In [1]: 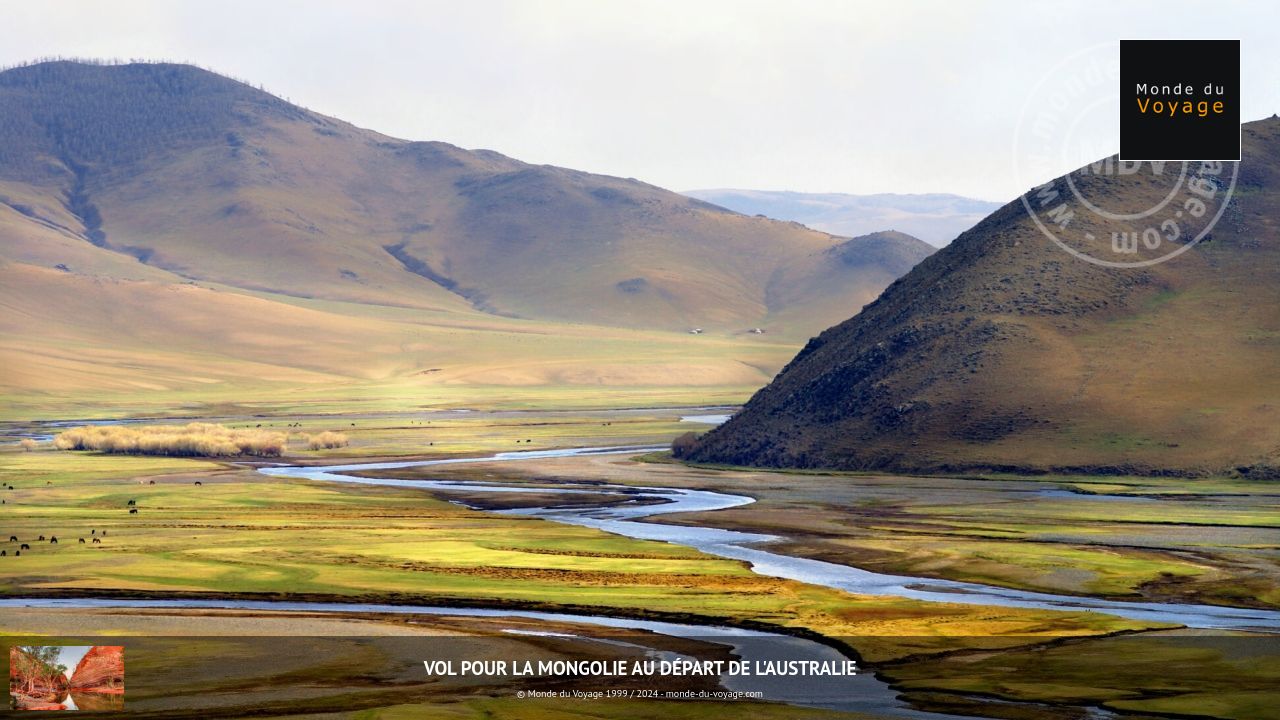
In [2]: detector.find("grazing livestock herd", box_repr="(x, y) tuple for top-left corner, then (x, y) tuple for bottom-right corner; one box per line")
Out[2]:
(4, 477), (201, 559)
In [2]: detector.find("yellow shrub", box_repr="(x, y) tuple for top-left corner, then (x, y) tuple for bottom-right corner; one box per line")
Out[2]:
(54, 423), (287, 457)
(307, 431), (349, 450)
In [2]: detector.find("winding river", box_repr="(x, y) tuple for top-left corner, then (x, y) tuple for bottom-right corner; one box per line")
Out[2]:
(9, 442), (1276, 718)
(259, 445), (1280, 633)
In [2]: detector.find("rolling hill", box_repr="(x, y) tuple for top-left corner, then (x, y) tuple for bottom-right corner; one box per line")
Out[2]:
(683, 189), (1000, 247)
(0, 61), (930, 333)
(0, 60), (933, 412)
(687, 117), (1280, 477)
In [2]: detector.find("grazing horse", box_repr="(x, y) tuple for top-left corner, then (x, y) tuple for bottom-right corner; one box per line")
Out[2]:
(91, 529), (96, 535)
(1, 550), (5, 556)
(7, 535), (16, 542)
(92, 538), (101, 544)
(194, 481), (203, 486)
(19, 543), (30, 550)
(79, 538), (86, 544)
(148, 480), (155, 485)
(50, 536), (57, 544)
(37, 535), (45, 541)
(127, 500), (136, 506)
(129, 508), (138, 514)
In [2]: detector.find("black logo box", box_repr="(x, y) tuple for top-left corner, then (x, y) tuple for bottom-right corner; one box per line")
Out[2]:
(1120, 39), (1240, 161)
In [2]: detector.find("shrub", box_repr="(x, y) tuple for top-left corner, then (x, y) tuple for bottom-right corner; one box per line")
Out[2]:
(19, 438), (37, 452)
(307, 431), (349, 450)
(671, 431), (700, 459)
(54, 423), (286, 457)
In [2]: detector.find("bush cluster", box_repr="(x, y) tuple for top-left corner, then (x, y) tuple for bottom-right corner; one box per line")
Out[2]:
(306, 431), (349, 450)
(54, 423), (287, 457)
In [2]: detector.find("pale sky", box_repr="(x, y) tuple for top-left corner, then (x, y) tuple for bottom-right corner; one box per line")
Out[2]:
(55, 646), (90, 679)
(1, 0), (1277, 200)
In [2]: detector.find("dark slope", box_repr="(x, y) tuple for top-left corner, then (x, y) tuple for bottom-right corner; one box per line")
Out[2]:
(688, 118), (1280, 476)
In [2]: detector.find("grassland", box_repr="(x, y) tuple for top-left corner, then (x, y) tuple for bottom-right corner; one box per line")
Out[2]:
(52, 422), (288, 456)
(4, 409), (1278, 719)
(460, 452), (1280, 611)
(0, 446), (1157, 666)
(886, 630), (1280, 720)
(0, 261), (794, 423)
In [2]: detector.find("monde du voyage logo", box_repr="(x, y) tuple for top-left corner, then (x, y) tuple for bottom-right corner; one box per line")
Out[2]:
(1121, 39), (1241, 161)
(1016, 40), (1241, 268)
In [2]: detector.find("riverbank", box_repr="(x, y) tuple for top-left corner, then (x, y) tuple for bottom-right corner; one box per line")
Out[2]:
(5, 410), (1279, 719)
(429, 451), (1280, 612)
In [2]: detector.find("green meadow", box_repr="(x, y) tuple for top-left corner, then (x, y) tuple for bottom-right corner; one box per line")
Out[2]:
(1, 443), (1154, 664)
(3, 410), (1278, 719)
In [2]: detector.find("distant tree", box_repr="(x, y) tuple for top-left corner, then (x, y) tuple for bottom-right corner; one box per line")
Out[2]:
(19, 438), (36, 451)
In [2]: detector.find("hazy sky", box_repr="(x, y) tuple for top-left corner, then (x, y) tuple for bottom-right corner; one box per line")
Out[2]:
(2, 1), (1277, 200)
(55, 646), (90, 679)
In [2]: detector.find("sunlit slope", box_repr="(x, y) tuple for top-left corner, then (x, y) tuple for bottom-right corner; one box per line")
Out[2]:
(690, 118), (1280, 476)
(0, 61), (931, 337)
(0, 261), (797, 409)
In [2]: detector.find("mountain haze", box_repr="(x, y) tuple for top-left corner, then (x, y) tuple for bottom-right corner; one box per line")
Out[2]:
(688, 118), (1280, 476)
(684, 189), (1000, 247)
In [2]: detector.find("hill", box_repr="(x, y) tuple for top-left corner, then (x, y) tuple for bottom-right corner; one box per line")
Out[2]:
(683, 189), (999, 247)
(763, 231), (934, 330)
(687, 118), (1280, 477)
(0, 61), (930, 336)
(0, 61), (934, 412)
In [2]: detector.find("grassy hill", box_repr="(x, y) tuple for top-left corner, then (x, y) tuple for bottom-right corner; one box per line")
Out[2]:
(0, 61), (930, 332)
(688, 118), (1280, 477)
(0, 61), (933, 414)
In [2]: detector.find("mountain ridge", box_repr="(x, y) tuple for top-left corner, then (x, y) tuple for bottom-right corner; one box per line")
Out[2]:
(0, 60), (932, 337)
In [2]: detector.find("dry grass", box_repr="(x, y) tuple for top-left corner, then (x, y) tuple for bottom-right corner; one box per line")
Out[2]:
(53, 423), (286, 457)
(0, 263), (793, 417)
(306, 431), (349, 450)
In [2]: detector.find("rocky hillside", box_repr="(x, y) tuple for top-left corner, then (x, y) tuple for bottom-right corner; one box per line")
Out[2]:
(687, 118), (1280, 476)
(69, 646), (124, 693)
